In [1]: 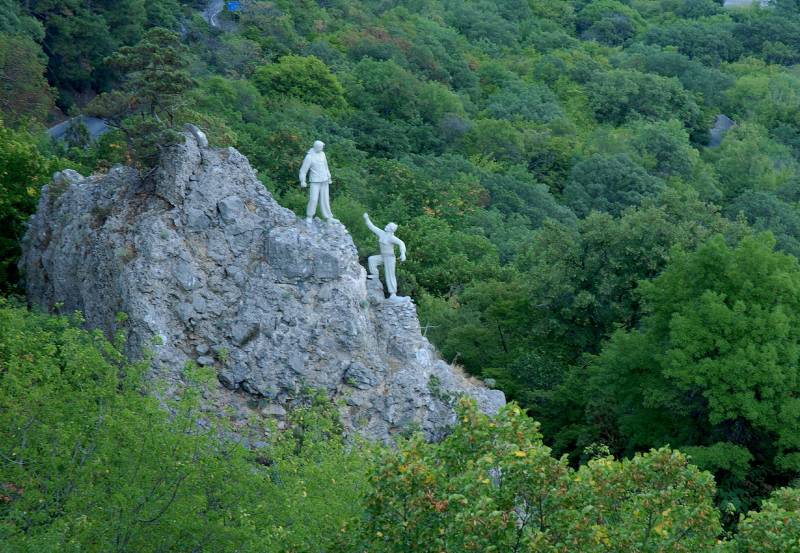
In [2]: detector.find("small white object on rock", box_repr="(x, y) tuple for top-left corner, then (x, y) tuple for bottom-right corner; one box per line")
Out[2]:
(184, 124), (209, 149)
(53, 169), (85, 187)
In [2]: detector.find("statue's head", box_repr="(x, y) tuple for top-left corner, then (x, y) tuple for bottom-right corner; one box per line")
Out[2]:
(385, 222), (398, 234)
(312, 140), (325, 152)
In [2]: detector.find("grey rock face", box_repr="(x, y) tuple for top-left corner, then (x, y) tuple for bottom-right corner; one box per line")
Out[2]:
(709, 114), (735, 148)
(20, 132), (505, 442)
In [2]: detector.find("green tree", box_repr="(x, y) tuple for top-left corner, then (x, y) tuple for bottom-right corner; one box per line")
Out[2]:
(21, 0), (185, 105)
(726, 190), (800, 258)
(725, 72), (800, 133)
(628, 119), (702, 181)
(0, 121), (65, 292)
(88, 28), (196, 170)
(347, 399), (722, 552)
(479, 166), (576, 230)
(484, 80), (564, 123)
(0, 303), (370, 551)
(345, 59), (423, 121)
(253, 55), (346, 108)
(517, 186), (744, 361)
(24, 0), (115, 104)
(419, 276), (529, 375)
(613, 44), (734, 107)
(586, 69), (702, 131)
(402, 215), (501, 296)
(644, 16), (743, 65)
(733, 8), (800, 64)
(577, 0), (645, 46)
(0, 0), (44, 39)
(724, 488), (800, 552)
(711, 123), (796, 200)
(587, 234), (800, 504)
(563, 153), (665, 217)
(459, 119), (529, 164)
(0, 33), (53, 127)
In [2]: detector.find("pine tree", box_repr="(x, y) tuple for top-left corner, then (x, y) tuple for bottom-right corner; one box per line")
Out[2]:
(88, 28), (195, 170)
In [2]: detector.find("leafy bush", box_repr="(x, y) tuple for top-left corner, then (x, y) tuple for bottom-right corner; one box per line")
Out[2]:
(0, 121), (67, 292)
(253, 55), (347, 109)
(563, 153), (665, 217)
(0, 303), (370, 551)
(346, 399), (722, 552)
(586, 234), (800, 507)
(724, 488), (800, 553)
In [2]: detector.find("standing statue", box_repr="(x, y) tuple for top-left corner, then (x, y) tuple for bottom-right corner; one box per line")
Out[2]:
(299, 140), (337, 224)
(363, 213), (408, 303)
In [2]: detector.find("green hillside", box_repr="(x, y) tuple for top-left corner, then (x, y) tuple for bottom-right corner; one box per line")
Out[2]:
(3, 0), (800, 549)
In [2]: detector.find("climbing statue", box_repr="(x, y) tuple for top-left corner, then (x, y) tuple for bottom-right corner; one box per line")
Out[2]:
(299, 140), (337, 224)
(363, 213), (408, 303)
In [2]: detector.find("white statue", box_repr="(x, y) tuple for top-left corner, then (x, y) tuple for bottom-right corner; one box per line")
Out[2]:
(363, 213), (408, 302)
(299, 140), (337, 224)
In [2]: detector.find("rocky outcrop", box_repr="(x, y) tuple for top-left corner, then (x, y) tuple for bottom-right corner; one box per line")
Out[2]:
(20, 132), (504, 442)
(709, 114), (735, 148)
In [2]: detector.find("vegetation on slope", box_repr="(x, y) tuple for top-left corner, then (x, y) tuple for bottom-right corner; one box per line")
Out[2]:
(3, 0), (800, 547)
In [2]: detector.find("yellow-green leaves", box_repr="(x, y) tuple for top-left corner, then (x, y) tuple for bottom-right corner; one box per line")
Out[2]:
(355, 399), (721, 552)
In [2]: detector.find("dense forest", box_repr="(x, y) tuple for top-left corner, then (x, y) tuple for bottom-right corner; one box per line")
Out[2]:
(3, 0), (800, 550)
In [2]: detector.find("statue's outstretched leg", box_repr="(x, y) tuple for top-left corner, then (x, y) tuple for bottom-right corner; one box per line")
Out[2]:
(367, 255), (382, 279)
(384, 255), (397, 295)
(383, 255), (408, 303)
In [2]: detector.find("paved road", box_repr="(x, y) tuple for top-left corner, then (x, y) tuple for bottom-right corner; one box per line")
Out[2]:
(203, 0), (224, 28)
(48, 115), (110, 143)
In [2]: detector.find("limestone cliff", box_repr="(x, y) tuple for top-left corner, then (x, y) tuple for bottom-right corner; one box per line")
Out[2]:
(20, 132), (504, 441)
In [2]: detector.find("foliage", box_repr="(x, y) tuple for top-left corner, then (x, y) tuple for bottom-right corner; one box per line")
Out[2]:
(484, 80), (564, 124)
(253, 55), (346, 108)
(0, 303), (370, 551)
(346, 399), (722, 552)
(644, 16), (742, 65)
(563, 153), (665, 217)
(725, 190), (800, 258)
(0, 34), (53, 126)
(0, 0), (43, 40)
(20, 0), (186, 107)
(521, 187), (742, 358)
(87, 28), (195, 170)
(613, 44), (734, 107)
(710, 124), (797, 200)
(724, 488), (800, 553)
(0, 121), (66, 292)
(586, 234), (800, 508)
(586, 69), (702, 131)
(577, 0), (645, 46)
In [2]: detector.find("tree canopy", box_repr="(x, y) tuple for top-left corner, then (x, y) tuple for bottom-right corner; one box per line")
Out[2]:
(5, 0), (800, 546)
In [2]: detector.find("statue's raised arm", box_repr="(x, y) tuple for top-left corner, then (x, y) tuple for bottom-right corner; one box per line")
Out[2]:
(363, 213), (382, 236)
